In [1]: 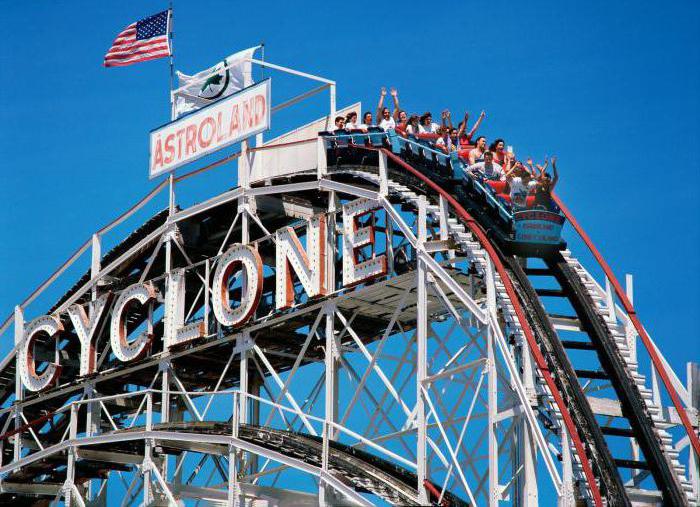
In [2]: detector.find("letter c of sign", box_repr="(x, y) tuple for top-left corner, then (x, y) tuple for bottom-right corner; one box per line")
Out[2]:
(110, 282), (158, 362)
(212, 244), (263, 328)
(19, 315), (63, 392)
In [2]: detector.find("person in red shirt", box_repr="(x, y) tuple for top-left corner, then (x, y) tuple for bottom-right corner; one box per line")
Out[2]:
(457, 110), (485, 149)
(489, 138), (506, 165)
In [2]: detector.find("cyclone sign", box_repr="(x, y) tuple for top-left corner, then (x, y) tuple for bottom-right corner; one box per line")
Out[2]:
(17, 198), (387, 392)
(149, 79), (270, 178)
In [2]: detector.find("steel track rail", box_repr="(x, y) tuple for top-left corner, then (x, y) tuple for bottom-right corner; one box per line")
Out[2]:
(503, 256), (631, 506)
(0, 422), (468, 506)
(553, 194), (700, 459)
(547, 253), (688, 506)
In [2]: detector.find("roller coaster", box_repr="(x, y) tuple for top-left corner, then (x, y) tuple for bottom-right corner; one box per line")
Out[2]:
(0, 60), (698, 506)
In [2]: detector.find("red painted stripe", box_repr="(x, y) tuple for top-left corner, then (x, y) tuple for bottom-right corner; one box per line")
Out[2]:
(382, 148), (604, 506)
(553, 193), (700, 458)
(105, 41), (169, 58)
(104, 53), (168, 67)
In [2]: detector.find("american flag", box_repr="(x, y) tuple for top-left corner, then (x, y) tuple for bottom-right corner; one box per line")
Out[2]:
(104, 10), (171, 67)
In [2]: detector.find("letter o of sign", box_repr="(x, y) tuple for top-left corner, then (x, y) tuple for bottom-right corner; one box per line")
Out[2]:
(110, 282), (158, 362)
(19, 315), (63, 392)
(212, 244), (263, 328)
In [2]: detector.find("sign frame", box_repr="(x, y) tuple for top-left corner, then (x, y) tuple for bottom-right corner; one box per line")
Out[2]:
(149, 78), (271, 179)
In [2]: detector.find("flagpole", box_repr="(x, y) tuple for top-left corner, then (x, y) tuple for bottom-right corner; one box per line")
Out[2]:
(168, 1), (176, 217)
(168, 1), (175, 121)
(260, 41), (265, 82)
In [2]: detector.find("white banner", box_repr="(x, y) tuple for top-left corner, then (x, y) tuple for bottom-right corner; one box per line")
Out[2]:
(150, 79), (270, 178)
(173, 46), (260, 119)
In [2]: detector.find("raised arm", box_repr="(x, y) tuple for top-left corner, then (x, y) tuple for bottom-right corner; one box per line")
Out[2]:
(391, 88), (400, 120)
(536, 159), (549, 178)
(376, 87), (386, 118)
(551, 156), (559, 188)
(504, 152), (516, 177)
(506, 161), (522, 178)
(467, 110), (486, 138)
(457, 111), (469, 138)
(526, 158), (536, 176)
(444, 110), (453, 129)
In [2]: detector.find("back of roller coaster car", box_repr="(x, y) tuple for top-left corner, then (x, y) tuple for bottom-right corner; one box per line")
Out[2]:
(513, 210), (565, 244)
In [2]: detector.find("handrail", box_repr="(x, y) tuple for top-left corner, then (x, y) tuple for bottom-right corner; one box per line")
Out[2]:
(553, 193), (700, 457)
(381, 148), (604, 506)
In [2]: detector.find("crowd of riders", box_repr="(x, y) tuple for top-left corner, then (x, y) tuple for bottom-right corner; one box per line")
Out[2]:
(329, 87), (559, 212)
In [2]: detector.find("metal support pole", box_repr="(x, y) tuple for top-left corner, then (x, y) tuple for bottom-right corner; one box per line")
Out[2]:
(317, 137), (328, 179)
(168, 173), (176, 217)
(13, 306), (24, 463)
(238, 333), (250, 481)
(91, 234), (101, 301)
(625, 274), (636, 362)
(320, 301), (337, 505)
(228, 393), (241, 507)
(486, 260), (500, 505)
(559, 429), (575, 507)
(624, 274), (642, 471)
(378, 150), (388, 196)
(329, 83), (336, 120)
(143, 392), (154, 506)
(516, 342), (538, 505)
(84, 382), (99, 501)
(416, 195), (429, 504)
(65, 403), (79, 507)
(688, 362), (699, 501)
(438, 195), (454, 260)
(160, 361), (170, 481)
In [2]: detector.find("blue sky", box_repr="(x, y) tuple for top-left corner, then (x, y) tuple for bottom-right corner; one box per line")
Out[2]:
(0, 0), (699, 501)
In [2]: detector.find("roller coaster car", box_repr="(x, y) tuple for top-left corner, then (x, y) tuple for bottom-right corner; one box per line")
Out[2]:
(320, 130), (567, 258)
(457, 173), (567, 258)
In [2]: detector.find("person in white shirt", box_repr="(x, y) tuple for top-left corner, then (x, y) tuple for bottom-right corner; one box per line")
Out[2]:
(331, 116), (345, 131)
(405, 115), (420, 134)
(376, 87), (398, 130)
(357, 112), (374, 131)
(468, 151), (504, 180)
(418, 112), (440, 134)
(505, 157), (536, 208)
(345, 111), (359, 130)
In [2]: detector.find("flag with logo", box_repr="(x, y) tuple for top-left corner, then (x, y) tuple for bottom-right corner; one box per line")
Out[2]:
(173, 46), (260, 118)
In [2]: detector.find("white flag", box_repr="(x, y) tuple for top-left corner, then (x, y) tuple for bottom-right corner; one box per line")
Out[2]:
(173, 46), (260, 118)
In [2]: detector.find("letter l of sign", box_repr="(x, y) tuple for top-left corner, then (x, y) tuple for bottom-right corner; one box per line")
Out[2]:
(164, 269), (205, 350)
